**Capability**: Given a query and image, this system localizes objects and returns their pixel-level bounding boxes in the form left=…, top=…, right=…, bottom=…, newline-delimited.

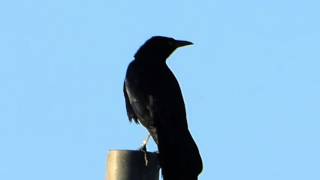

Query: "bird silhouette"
left=124, top=36, right=202, bottom=180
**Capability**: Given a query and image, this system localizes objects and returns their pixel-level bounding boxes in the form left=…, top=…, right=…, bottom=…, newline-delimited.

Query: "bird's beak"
left=175, top=40, right=193, bottom=47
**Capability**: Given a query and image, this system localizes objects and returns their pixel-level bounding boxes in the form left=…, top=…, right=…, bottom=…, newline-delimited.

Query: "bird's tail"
left=158, top=129, right=203, bottom=180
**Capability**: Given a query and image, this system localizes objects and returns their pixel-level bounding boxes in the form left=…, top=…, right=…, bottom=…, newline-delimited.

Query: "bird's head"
left=134, top=36, right=193, bottom=63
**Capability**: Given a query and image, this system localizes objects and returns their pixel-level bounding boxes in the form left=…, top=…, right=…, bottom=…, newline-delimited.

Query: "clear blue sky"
left=1, top=0, right=319, bottom=180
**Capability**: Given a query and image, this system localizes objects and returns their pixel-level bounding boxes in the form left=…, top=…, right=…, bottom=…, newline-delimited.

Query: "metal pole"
left=106, top=150, right=160, bottom=180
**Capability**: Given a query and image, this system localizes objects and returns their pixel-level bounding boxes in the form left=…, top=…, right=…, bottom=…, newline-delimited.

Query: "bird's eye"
left=168, top=41, right=175, bottom=47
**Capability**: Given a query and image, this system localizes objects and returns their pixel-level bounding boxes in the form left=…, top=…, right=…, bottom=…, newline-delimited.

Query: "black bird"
left=123, top=36, right=203, bottom=180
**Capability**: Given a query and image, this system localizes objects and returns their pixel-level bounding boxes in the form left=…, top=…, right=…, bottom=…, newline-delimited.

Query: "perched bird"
left=123, top=36, right=202, bottom=180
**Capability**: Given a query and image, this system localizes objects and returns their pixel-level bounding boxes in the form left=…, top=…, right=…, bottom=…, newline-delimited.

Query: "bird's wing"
left=124, top=71, right=159, bottom=143
left=123, top=82, right=139, bottom=123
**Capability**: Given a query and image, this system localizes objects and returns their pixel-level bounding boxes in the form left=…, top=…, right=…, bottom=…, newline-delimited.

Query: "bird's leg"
left=138, top=134, right=151, bottom=166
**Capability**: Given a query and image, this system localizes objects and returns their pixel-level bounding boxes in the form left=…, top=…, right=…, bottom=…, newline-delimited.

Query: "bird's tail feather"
left=158, top=129, right=203, bottom=179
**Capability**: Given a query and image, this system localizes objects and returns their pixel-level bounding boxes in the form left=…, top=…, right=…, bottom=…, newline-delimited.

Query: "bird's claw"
left=138, top=140, right=149, bottom=166
left=137, top=134, right=151, bottom=166
left=137, top=144, right=148, bottom=166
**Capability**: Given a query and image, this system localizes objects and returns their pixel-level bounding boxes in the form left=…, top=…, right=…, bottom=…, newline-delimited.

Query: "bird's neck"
left=134, top=56, right=167, bottom=66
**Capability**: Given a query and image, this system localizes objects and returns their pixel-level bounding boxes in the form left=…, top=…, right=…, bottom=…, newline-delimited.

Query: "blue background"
left=1, top=0, right=319, bottom=179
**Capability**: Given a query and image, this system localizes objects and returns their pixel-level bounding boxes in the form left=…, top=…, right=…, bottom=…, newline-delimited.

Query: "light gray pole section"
left=107, top=150, right=160, bottom=180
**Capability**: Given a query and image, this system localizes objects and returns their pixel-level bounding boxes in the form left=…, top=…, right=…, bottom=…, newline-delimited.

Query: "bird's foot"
left=136, top=144, right=148, bottom=166
left=139, top=144, right=149, bottom=166
left=137, top=135, right=151, bottom=166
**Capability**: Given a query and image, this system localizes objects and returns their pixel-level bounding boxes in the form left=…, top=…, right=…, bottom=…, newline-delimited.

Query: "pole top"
left=107, top=150, right=160, bottom=180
